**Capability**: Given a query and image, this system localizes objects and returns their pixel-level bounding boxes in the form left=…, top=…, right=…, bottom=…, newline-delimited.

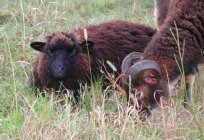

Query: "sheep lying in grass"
left=30, top=20, right=155, bottom=99
left=122, top=0, right=204, bottom=115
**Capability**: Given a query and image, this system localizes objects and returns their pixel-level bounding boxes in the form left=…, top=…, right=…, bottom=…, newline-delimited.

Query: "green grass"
left=0, top=0, right=203, bottom=139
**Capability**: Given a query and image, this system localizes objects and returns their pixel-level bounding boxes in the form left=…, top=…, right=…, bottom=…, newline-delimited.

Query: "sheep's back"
left=74, top=20, right=155, bottom=74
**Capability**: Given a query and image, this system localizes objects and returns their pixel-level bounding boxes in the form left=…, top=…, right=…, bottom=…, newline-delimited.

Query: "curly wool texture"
left=143, top=0, right=204, bottom=93
left=31, top=20, right=155, bottom=94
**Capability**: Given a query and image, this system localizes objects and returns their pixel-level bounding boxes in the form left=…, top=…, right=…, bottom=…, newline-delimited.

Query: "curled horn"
left=121, top=52, right=143, bottom=74
left=126, top=60, right=161, bottom=82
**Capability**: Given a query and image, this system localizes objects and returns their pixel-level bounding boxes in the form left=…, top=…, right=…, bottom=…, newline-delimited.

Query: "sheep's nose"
left=57, top=64, right=64, bottom=71
left=54, top=64, right=65, bottom=78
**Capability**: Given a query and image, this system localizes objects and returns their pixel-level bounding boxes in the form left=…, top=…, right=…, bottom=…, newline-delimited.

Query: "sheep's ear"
left=30, top=42, right=46, bottom=52
left=80, top=40, right=94, bottom=53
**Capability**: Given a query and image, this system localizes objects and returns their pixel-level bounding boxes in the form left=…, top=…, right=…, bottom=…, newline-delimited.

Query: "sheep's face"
left=31, top=32, right=95, bottom=80
left=30, top=41, right=79, bottom=79
left=130, top=70, right=161, bottom=110
left=46, top=44, right=79, bottom=79
left=122, top=58, right=162, bottom=111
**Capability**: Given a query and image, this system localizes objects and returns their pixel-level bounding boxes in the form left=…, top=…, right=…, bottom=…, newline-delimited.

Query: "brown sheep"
left=122, top=0, right=204, bottom=115
left=30, top=20, right=155, bottom=99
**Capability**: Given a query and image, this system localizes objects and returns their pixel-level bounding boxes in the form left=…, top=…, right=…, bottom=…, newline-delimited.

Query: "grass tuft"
left=0, top=0, right=203, bottom=139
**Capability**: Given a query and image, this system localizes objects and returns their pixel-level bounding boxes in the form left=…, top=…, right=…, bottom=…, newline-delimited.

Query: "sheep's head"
left=121, top=53, right=162, bottom=112
left=30, top=32, right=94, bottom=80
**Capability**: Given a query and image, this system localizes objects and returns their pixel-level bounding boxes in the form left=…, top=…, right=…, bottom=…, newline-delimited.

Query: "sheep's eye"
left=67, top=48, right=76, bottom=56
left=46, top=48, right=55, bottom=55
left=49, top=49, right=54, bottom=53
left=67, top=48, right=73, bottom=53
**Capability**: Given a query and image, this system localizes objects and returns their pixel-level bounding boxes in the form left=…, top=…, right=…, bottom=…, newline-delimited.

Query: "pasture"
left=0, top=0, right=203, bottom=139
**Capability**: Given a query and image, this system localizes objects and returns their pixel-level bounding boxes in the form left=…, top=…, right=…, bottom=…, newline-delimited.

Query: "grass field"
left=0, top=0, right=203, bottom=139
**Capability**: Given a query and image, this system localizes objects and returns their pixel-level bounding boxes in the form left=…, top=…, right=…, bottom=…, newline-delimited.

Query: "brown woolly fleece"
left=31, top=20, right=155, bottom=96
left=143, top=0, right=204, bottom=94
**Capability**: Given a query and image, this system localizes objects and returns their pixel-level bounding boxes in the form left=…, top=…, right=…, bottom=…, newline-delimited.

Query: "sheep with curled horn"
left=121, top=52, right=162, bottom=115
left=30, top=20, right=155, bottom=100
left=122, top=0, right=204, bottom=116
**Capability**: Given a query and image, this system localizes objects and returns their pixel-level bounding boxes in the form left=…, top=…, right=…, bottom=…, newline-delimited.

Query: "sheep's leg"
left=183, top=66, right=197, bottom=109
left=154, top=0, right=170, bottom=30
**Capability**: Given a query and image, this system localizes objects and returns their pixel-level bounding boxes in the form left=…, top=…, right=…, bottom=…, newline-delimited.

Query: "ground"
left=0, top=0, right=203, bottom=139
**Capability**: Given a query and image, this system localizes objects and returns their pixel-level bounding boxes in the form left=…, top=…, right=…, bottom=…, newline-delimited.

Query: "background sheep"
left=122, top=0, right=204, bottom=115
left=30, top=20, right=155, bottom=99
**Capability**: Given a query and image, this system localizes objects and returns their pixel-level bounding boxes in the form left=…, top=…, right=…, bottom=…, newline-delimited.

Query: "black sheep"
left=30, top=20, right=155, bottom=99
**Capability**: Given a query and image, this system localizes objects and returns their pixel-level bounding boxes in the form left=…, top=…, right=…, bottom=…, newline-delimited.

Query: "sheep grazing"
left=30, top=20, right=155, bottom=99
left=122, top=0, right=204, bottom=115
